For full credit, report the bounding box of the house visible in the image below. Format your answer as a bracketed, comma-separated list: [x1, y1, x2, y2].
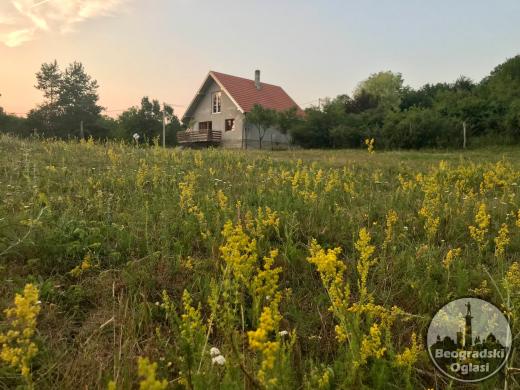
[179, 70, 303, 149]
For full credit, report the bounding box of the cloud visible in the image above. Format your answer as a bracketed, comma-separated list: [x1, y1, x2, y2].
[3, 28, 35, 47]
[0, 0, 127, 47]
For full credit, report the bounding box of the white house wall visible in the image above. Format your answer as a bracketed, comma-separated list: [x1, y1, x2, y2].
[188, 77, 291, 149]
[244, 124, 291, 149]
[190, 79, 245, 148]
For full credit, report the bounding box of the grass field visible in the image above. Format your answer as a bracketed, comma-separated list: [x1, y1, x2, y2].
[1, 134, 519, 389]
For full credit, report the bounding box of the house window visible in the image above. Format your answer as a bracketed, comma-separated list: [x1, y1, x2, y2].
[212, 92, 222, 114]
[198, 121, 212, 131]
[225, 119, 235, 132]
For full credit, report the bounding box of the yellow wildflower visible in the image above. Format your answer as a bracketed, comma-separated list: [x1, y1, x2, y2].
[291, 170, 300, 192]
[252, 250, 282, 302]
[137, 357, 168, 390]
[220, 220, 257, 283]
[470, 280, 491, 297]
[442, 248, 461, 269]
[180, 290, 206, 344]
[397, 174, 415, 192]
[314, 169, 324, 186]
[107, 148, 120, 165]
[0, 284, 40, 382]
[216, 189, 228, 210]
[365, 138, 375, 154]
[469, 203, 490, 250]
[358, 323, 385, 366]
[179, 171, 197, 211]
[419, 206, 440, 240]
[505, 262, 520, 290]
[494, 223, 510, 258]
[418, 171, 442, 240]
[383, 210, 398, 249]
[343, 180, 356, 197]
[318, 368, 331, 388]
[325, 170, 340, 193]
[247, 305, 281, 386]
[395, 333, 421, 367]
[355, 228, 376, 301]
[334, 324, 348, 343]
[254, 207, 280, 238]
[151, 164, 163, 188]
[194, 151, 203, 168]
[348, 303, 405, 329]
[69, 253, 97, 277]
[135, 159, 149, 188]
[307, 240, 347, 312]
[480, 161, 518, 194]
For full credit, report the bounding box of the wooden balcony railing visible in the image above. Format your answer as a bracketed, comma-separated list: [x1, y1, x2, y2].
[177, 129, 222, 144]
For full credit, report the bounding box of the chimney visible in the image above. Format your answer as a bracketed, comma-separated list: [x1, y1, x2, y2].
[255, 70, 261, 90]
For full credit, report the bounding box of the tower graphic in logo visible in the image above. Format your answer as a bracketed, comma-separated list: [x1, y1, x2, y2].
[427, 298, 512, 383]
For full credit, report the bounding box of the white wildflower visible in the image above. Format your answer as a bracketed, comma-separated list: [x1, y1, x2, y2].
[210, 347, 221, 357]
[279, 330, 289, 337]
[212, 355, 226, 365]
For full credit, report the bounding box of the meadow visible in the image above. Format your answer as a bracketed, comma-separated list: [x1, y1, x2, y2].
[0, 134, 519, 389]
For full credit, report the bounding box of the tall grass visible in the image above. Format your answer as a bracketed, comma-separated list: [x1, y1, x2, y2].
[0, 134, 519, 389]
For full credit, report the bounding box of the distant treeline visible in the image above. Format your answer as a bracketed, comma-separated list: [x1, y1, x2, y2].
[0, 60, 182, 145]
[1, 56, 520, 149]
[288, 56, 520, 149]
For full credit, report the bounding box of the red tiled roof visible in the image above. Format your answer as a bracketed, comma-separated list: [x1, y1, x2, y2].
[210, 71, 303, 115]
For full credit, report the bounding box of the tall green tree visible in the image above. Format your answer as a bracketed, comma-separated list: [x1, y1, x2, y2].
[30, 60, 104, 138]
[117, 97, 181, 145]
[58, 62, 102, 136]
[276, 107, 302, 136]
[354, 71, 404, 111]
[35, 60, 62, 106]
[247, 104, 277, 149]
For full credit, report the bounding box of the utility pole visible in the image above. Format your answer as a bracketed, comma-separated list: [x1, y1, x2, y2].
[80, 120, 84, 139]
[162, 111, 166, 148]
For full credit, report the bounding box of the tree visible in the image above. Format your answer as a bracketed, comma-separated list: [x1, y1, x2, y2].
[344, 90, 380, 114]
[246, 104, 277, 149]
[34, 61, 63, 133]
[117, 97, 181, 145]
[0, 112, 30, 137]
[481, 55, 520, 102]
[276, 107, 302, 136]
[381, 108, 460, 149]
[354, 71, 404, 111]
[35, 61, 62, 105]
[58, 62, 102, 137]
[290, 99, 345, 148]
[30, 61, 104, 138]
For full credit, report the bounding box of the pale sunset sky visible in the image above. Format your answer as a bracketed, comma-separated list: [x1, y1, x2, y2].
[1, 0, 519, 117]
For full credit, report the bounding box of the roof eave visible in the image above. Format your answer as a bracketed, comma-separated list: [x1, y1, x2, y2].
[182, 72, 213, 122]
[182, 71, 245, 122]
[209, 71, 245, 113]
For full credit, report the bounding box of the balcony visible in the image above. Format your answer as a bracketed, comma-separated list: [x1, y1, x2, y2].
[177, 129, 222, 145]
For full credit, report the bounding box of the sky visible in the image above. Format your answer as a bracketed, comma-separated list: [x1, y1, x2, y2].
[1, 0, 519, 118]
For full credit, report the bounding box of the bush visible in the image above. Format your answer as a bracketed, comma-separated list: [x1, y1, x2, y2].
[381, 108, 462, 149]
[0, 112, 32, 137]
